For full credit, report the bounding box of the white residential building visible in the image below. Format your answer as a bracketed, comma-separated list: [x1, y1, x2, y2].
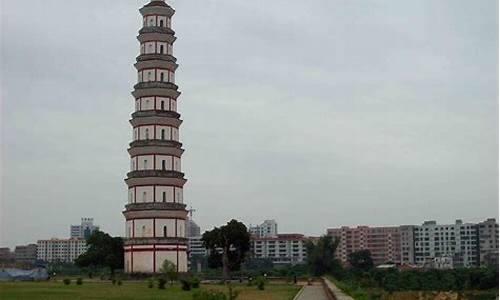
[188, 236, 206, 257]
[249, 220, 278, 238]
[70, 218, 99, 239]
[250, 234, 308, 265]
[37, 238, 87, 263]
[186, 218, 206, 260]
[431, 256, 454, 269]
[413, 220, 479, 268]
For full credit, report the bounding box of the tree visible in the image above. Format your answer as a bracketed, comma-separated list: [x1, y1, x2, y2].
[201, 219, 250, 282]
[75, 231, 124, 274]
[159, 260, 178, 285]
[348, 250, 373, 272]
[305, 235, 342, 276]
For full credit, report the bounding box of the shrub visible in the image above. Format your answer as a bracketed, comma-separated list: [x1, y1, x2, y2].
[193, 290, 227, 300]
[160, 260, 178, 285]
[228, 285, 240, 300]
[76, 278, 83, 285]
[192, 286, 240, 300]
[191, 276, 201, 289]
[63, 278, 71, 285]
[147, 278, 154, 288]
[180, 277, 192, 291]
[254, 276, 267, 290]
[117, 280, 122, 286]
[158, 277, 167, 289]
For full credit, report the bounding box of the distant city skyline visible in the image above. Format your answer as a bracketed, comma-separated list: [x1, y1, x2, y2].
[1, 0, 498, 248]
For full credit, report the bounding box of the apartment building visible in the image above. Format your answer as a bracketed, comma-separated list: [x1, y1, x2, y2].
[249, 220, 278, 238]
[329, 218, 498, 269]
[250, 234, 308, 265]
[0, 248, 14, 266]
[478, 218, 499, 266]
[412, 220, 479, 268]
[186, 218, 206, 261]
[37, 238, 87, 263]
[327, 226, 401, 266]
[188, 236, 206, 257]
[14, 244, 37, 265]
[400, 225, 416, 265]
[70, 218, 99, 239]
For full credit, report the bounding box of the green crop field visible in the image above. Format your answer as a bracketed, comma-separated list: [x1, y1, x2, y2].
[0, 281, 301, 300]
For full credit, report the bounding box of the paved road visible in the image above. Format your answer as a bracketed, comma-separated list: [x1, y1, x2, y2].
[295, 284, 329, 300]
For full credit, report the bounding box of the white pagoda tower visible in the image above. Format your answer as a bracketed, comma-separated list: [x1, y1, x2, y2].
[123, 0, 188, 273]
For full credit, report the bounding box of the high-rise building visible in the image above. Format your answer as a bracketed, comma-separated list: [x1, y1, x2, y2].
[70, 218, 99, 239]
[249, 220, 278, 238]
[123, 0, 188, 273]
[37, 238, 87, 263]
[477, 218, 498, 266]
[14, 244, 38, 265]
[327, 226, 401, 266]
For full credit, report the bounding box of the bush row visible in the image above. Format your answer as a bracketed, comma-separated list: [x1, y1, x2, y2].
[333, 267, 499, 292]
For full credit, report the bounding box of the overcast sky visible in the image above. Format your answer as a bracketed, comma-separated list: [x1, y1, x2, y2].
[1, 0, 498, 248]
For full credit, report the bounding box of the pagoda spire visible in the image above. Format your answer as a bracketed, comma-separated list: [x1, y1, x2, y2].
[123, 0, 188, 274]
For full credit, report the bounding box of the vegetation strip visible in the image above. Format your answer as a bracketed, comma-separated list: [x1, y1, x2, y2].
[322, 277, 354, 300]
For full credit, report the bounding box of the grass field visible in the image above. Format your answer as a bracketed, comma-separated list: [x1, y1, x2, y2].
[0, 280, 301, 300]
